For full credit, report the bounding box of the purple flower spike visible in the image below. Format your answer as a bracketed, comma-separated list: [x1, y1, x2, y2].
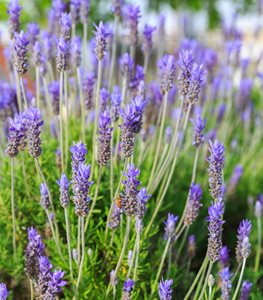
[0, 283, 9, 300]
[122, 279, 134, 299]
[228, 165, 243, 194]
[137, 187, 151, 219]
[70, 0, 81, 24]
[52, 0, 66, 17]
[164, 213, 178, 241]
[73, 163, 93, 217]
[13, 31, 29, 75]
[32, 41, 42, 67]
[40, 183, 50, 210]
[70, 141, 87, 187]
[80, 0, 90, 25]
[108, 203, 121, 230]
[188, 234, 196, 258]
[220, 245, 229, 268]
[207, 201, 225, 262]
[7, 0, 22, 38]
[159, 278, 173, 300]
[57, 174, 71, 208]
[56, 37, 70, 72]
[207, 139, 225, 201]
[191, 115, 206, 147]
[158, 54, 176, 93]
[60, 13, 72, 42]
[100, 88, 109, 111]
[48, 81, 60, 115]
[71, 36, 82, 68]
[49, 269, 67, 295]
[187, 63, 206, 103]
[142, 24, 156, 56]
[93, 21, 110, 61]
[236, 219, 252, 264]
[120, 53, 134, 80]
[178, 50, 194, 97]
[184, 183, 203, 226]
[239, 281, 252, 300]
[124, 4, 141, 46]
[27, 22, 40, 46]
[219, 267, 232, 300]
[111, 86, 122, 122]
[82, 72, 95, 110]
[25, 107, 44, 158]
[112, 0, 124, 17]
[97, 110, 113, 166]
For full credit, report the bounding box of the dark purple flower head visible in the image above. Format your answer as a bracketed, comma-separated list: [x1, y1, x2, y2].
[164, 213, 178, 241]
[207, 201, 225, 262]
[191, 115, 206, 147]
[187, 63, 206, 103]
[57, 174, 71, 208]
[52, 0, 66, 17]
[80, 0, 90, 24]
[121, 164, 141, 216]
[97, 111, 113, 166]
[122, 279, 134, 299]
[120, 53, 134, 80]
[228, 165, 243, 194]
[184, 183, 203, 226]
[56, 37, 70, 72]
[27, 22, 39, 46]
[70, 0, 81, 24]
[220, 245, 229, 268]
[239, 281, 252, 300]
[71, 36, 82, 67]
[158, 278, 173, 300]
[136, 187, 151, 219]
[7, 0, 22, 38]
[13, 31, 29, 75]
[40, 183, 50, 210]
[111, 86, 122, 122]
[112, 0, 124, 17]
[142, 24, 156, 55]
[158, 54, 176, 93]
[236, 219, 252, 263]
[178, 50, 194, 97]
[73, 163, 93, 217]
[188, 234, 196, 258]
[59, 13, 72, 42]
[100, 88, 109, 111]
[109, 203, 121, 230]
[219, 267, 232, 300]
[82, 72, 95, 110]
[48, 269, 67, 295]
[124, 4, 141, 46]
[0, 283, 9, 300]
[70, 141, 87, 188]
[207, 140, 225, 201]
[93, 21, 110, 61]
[48, 81, 60, 115]
[25, 107, 44, 158]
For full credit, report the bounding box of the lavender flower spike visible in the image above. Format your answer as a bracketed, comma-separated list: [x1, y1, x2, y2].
[188, 235, 196, 258]
[27, 22, 40, 46]
[70, 0, 80, 25]
[142, 24, 156, 56]
[59, 13, 72, 42]
[71, 36, 82, 68]
[136, 187, 151, 219]
[187, 63, 206, 103]
[112, 0, 123, 17]
[25, 107, 44, 158]
[192, 115, 206, 147]
[7, 0, 22, 38]
[110, 86, 122, 122]
[94, 21, 110, 61]
[82, 72, 95, 110]
[124, 4, 141, 46]
[57, 174, 71, 208]
[56, 37, 70, 73]
[236, 219, 252, 264]
[178, 50, 194, 97]
[121, 279, 134, 300]
[158, 278, 173, 300]
[207, 201, 224, 262]
[219, 267, 232, 300]
[158, 54, 176, 94]
[40, 183, 50, 209]
[207, 139, 225, 201]
[97, 111, 113, 166]
[80, 0, 90, 25]
[220, 245, 230, 268]
[228, 165, 243, 194]
[239, 281, 252, 300]
[13, 31, 29, 75]
[48, 81, 60, 115]
[184, 183, 203, 226]
[164, 213, 179, 241]
[108, 203, 121, 230]
[0, 283, 9, 300]
[70, 141, 87, 188]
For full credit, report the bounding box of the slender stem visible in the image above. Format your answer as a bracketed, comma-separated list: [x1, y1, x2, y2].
[15, 72, 22, 111]
[110, 135, 114, 202]
[64, 71, 69, 169]
[127, 235, 137, 279]
[197, 261, 213, 300]
[133, 222, 141, 281]
[64, 208, 73, 280]
[76, 217, 85, 289]
[193, 259, 208, 300]
[20, 76, 28, 109]
[254, 217, 262, 272]
[21, 153, 30, 198]
[43, 76, 53, 119]
[144, 54, 149, 74]
[232, 258, 246, 300]
[59, 72, 65, 173]
[77, 68, 85, 142]
[108, 16, 119, 90]
[208, 286, 212, 300]
[36, 66, 40, 108]
[11, 158, 17, 259]
[83, 22, 88, 70]
[175, 226, 188, 263]
[106, 216, 131, 298]
[29, 279, 34, 300]
[184, 255, 209, 300]
[77, 217, 81, 265]
[151, 237, 171, 295]
[85, 167, 102, 232]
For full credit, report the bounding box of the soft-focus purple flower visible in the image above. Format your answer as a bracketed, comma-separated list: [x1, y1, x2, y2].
[165, 126, 172, 144]
[13, 31, 29, 75]
[122, 279, 134, 299]
[27, 22, 39, 46]
[255, 200, 263, 218]
[187, 63, 206, 103]
[70, 0, 81, 24]
[120, 53, 134, 80]
[158, 55, 176, 93]
[82, 72, 95, 110]
[97, 111, 113, 166]
[164, 213, 178, 241]
[207, 201, 224, 262]
[239, 281, 252, 300]
[40, 183, 50, 209]
[178, 50, 194, 97]
[71, 36, 82, 68]
[220, 245, 229, 268]
[238, 78, 253, 111]
[52, 0, 66, 17]
[207, 140, 225, 201]
[7, 0, 22, 38]
[158, 278, 173, 300]
[70, 141, 87, 188]
[112, 0, 123, 17]
[124, 4, 141, 46]
[142, 24, 156, 56]
[42, 31, 55, 62]
[48, 269, 67, 295]
[110, 270, 118, 287]
[100, 88, 109, 111]
[204, 49, 217, 79]
[219, 267, 232, 300]
[59, 13, 72, 42]
[136, 187, 151, 219]
[25, 107, 44, 158]
[32, 41, 42, 67]
[56, 37, 70, 72]
[188, 234, 196, 258]
[108, 203, 121, 230]
[191, 115, 206, 147]
[111, 86, 122, 122]
[236, 219, 252, 263]
[93, 21, 110, 61]
[130, 65, 145, 94]
[57, 174, 71, 208]
[0, 283, 9, 300]
[80, 0, 90, 24]
[217, 104, 226, 124]
[184, 183, 203, 226]
[228, 165, 243, 194]
[48, 81, 60, 115]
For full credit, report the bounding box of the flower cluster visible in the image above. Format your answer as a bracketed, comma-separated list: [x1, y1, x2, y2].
[164, 213, 178, 241]
[158, 278, 173, 300]
[184, 183, 203, 226]
[57, 174, 71, 208]
[219, 267, 232, 300]
[191, 115, 206, 147]
[121, 279, 134, 300]
[235, 219, 252, 263]
[13, 31, 29, 75]
[7, 0, 22, 38]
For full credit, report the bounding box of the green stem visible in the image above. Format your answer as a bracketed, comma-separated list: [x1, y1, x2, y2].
[232, 258, 246, 300]
[36, 66, 40, 108]
[133, 221, 141, 281]
[11, 158, 17, 259]
[77, 217, 81, 265]
[76, 217, 85, 289]
[20, 76, 28, 109]
[29, 279, 34, 300]
[197, 262, 213, 300]
[254, 217, 262, 272]
[108, 16, 119, 90]
[64, 71, 69, 169]
[64, 208, 73, 280]
[175, 226, 188, 263]
[77, 68, 86, 142]
[59, 72, 65, 173]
